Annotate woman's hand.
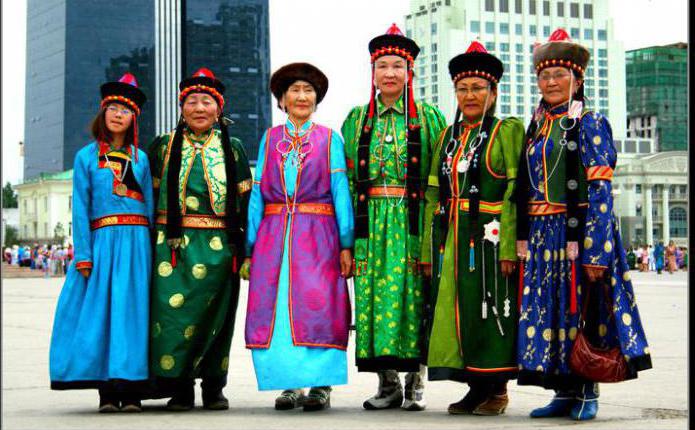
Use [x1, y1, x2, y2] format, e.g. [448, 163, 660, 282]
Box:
[500, 260, 516, 277]
[566, 241, 579, 261]
[79, 268, 91, 279]
[584, 266, 605, 283]
[239, 258, 251, 281]
[516, 240, 528, 260]
[340, 249, 353, 278]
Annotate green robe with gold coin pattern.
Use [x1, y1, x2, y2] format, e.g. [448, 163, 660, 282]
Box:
[342, 95, 446, 372]
[424, 116, 524, 383]
[148, 127, 251, 384]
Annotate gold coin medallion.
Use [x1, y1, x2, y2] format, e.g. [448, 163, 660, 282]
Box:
[542, 328, 553, 341]
[115, 183, 128, 196]
[527, 326, 536, 338]
[622, 313, 632, 326]
[158, 261, 173, 277]
[192, 263, 208, 280]
[604, 241, 613, 253]
[209, 236, 224, 251]
[160, 355, 175, 370]
[169, 293, 184, 308]
[185, 196, 200, 210]
[184, 325, 196, 339]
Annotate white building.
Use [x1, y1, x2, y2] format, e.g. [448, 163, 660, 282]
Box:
[613, 151, 688, 247]
[404, 0, 626, 138]
[14, 170, 73, 244]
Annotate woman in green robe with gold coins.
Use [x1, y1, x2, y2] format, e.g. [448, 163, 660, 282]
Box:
[342, 24, 446, 412]
[423, 41, 524, 416]
[147, 67, 251, 411]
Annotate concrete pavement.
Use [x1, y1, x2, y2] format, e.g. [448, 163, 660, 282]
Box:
[1, 271, 688, 429]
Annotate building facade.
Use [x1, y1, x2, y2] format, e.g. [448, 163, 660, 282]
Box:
[626, 43, 687, 152]
[14, 170, 73, 244]
[613, 151, 688, 248]
[24, 0, 270, 181]
[404, 0, 626, 138]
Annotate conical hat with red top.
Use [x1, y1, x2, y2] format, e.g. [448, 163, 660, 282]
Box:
[368, 23, 420, 63]
[533, 28, 590, 76]
[448, 40, 504, 84]
[178, 67, 226, 109]
[100, 72, 146, 115]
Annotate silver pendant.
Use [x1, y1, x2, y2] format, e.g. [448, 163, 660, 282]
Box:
[457, 158, 469, 173]
[503, 298, 510, 317]
[385, 135, 393, 143]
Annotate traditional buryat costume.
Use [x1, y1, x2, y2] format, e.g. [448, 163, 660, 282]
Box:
[148, 68, 251, 410]
[341, 24, 447, 411]
[514, 29, 652, 421]
[50, 73, 153, 410]
[424, 41, 525, 415]
[245, 63, 354, 411]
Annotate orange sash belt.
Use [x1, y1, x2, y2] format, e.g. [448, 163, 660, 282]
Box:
[264, 203, 335, 216]
[450, 198, 503, 214]
[90, 214, 149, 230]
[155, 214, 227, 229]
[527, 201, 589, 216]
[368, 186, 424, 199]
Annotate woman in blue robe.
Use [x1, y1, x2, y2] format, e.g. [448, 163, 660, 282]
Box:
[242, 63, 354, 411]
[49, 74, 154, 413]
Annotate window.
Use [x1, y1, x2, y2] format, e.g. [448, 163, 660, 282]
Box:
[557, 1, 564, 16]
[516, 54, 524, 62]
[516, 64, 524, 73]
[515, 0, 523, 13]
[432, 84, 438, 94]
[670, 207, 687, 237]
[432, 43, 438, 52]
[431, 23, 437, 34]
[599, 89, 608, 97]
[432, 96, 439, 104]
[598, 48, 607, 58]
[501, 83, 510, 92]
[501, 105, 511, 114]
[636, 206, 642, 217]
[488, 42, 496, 51]
[23, 200, 27, 213]
[599, 79, 608, 87]
[636, 184, 642, 194]
[517, 84, 525, 93]
[543, 26, 550, 37]
[501, 53, 510, 61]
[44, 196, 48, 211]
[584, 3, 593, 18]
[569, 28, 579, 39]
[420, 87, 426, 97]
[528, 0, 536, 14]
[598, 29, 607, 40]
[584, 29, 592, 39]
[529, 25, 537, 36]
[516, 43, 523, 52]
[517, 75, 525, 83]
[500, 42, 510, 51]
[515, 23, 523, 35]
[471, 21, 480, 32]
[486, 22, 495, 33]
[543, 0, 550, 15]
[500, 23, 509, 34]
[431, 63, 438, 73]
[599, 68, 608, 78]
[517, 95, 524, 103]
[502, 95, 511, 103]
[598, 59, 607, 67]
[485, 0, 494, 11]
[517, 105, 524, 114]
[570, 2, 579, 17]
[500, 0, 509, 12]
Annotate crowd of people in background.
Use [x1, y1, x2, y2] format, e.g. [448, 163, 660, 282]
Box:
[626, 240, 687, 274]
[3, 244, 74, 277]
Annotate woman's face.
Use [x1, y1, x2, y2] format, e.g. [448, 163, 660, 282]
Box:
[281, 80, 316, 123]
[455, 77, 497, 120]
[537, 66, 581, 106]
[182, 93, 220, 134]
[104, 102, 134, 136]
[374, 55, 407, 100]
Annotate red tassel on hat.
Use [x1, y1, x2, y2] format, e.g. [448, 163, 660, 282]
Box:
[407, 68, 418, 122]
[366, 65, 376, 129]
[133, 117, 139, 162]
[570, 260, 578, 314]
[518, 261, 525, 311]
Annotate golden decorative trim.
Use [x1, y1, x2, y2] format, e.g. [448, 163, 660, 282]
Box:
[237, 178, 252, 194]
[452, 198, 503, 214]
[156, 214, 227, 229]
[90, 214, 149, 230]
[264, 203, 335, 216]
[367, 186, 424, 199]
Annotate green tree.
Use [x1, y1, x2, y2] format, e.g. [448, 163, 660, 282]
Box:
[4, 226, 19, 247]
[2, 182, 17, 208]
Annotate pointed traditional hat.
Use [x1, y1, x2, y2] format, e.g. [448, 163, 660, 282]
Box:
[100, 72, 146, 115]
[368, 23, 420, 63]
[178, 67, 226, 109]
[533, 28, 590, 76]
[448, 41, 504, 84]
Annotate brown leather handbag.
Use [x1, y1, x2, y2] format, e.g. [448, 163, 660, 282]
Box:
[569, 281, 629, 383]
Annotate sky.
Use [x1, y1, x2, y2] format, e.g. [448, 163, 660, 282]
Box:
[1, 0, 688, 185]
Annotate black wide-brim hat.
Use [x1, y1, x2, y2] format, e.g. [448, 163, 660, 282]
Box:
[270, 62, 329, 105]
[178, 67, 226, 109]
[368, 23, 420, 63]
[448, 41, 503, 84]
[533, 28, 590, 76]
[100, 73, 146, 114]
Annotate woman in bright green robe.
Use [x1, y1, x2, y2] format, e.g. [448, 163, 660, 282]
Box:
[423, 42, 524, 416]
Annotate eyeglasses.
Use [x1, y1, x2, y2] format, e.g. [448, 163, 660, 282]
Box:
[106, 105, 134, 116]
[456, 85, 489, 96]
[538, 71, 572, 82]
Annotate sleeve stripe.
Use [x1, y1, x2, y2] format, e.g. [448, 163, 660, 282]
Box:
[586, 166, 614, 181]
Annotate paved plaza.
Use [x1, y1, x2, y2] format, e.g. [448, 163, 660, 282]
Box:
[1, 270, 688, 429]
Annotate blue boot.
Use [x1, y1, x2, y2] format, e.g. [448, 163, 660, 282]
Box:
[529, 392, 575, 418]
[569, 382, 599, 420]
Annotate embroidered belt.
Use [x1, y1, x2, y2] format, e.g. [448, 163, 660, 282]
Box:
[527, 201, 589, 216]
[155, 214, 227, 229]
[368, 186, 424, 199]
[450, 198, 503, 214]
[90, 214, 149, 230]
[264, 203, 335, 216]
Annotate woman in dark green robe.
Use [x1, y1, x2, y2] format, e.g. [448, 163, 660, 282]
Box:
[423, 42, 524, 415]
[148, 68, 251, 411]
